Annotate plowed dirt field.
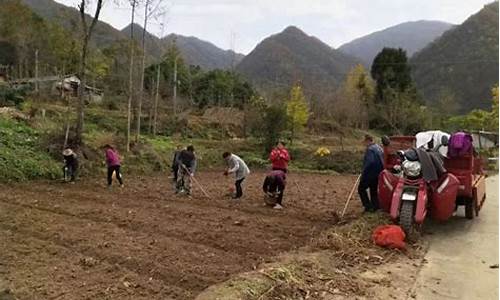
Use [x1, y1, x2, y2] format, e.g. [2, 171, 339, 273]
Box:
[0, 171, 360, 299]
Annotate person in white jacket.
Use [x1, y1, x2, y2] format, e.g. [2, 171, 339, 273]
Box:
[223, 152, 250, 199]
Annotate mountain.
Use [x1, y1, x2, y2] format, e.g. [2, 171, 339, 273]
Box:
[20, 0, 243, 70]
[120, 23, 164, 61]
[338, 21, 454, 66]
[21, 0, 127, 48]
[411, 2, 499, 113]
[236, 26, 360, 94]
[162, 34, 244, 70]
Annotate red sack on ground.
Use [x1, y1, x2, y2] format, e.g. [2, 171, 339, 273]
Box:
[372, 225, 406, 249]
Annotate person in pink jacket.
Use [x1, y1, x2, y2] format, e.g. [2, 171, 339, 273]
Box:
[104, 144, 124, 188]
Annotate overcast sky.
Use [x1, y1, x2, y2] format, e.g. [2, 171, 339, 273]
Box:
[55, 0, 493, 54]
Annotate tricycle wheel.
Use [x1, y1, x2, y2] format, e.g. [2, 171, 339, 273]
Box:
[465, 198, 474, 219]
[400, 201, 414, 234]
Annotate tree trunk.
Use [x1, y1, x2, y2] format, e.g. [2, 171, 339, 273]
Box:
[135, 0, 150, 143]
[75, 0, 103, 146]
[126, 1, 136, 152]
[153, 63, 160, 135]
[75, 37, 88, 145]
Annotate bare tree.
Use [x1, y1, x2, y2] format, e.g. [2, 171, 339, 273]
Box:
[75, 0, 104, 145]
[135, 0, 150, 143]
[135, 0, 165, 142]
[126, 0, 137, 152]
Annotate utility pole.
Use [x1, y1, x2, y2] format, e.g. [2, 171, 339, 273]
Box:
[35, 49, 39, 94]
[153, 63, 160, 135]
[173, 55, 177, 116]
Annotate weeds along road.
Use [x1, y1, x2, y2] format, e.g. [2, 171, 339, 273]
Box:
[414, 175, 499, 300]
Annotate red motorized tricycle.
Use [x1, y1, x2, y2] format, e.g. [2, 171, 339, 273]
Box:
[378, 136, 486, 233]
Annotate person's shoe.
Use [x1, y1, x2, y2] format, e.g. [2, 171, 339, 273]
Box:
[120, 184, 124, 188]
[231, 195, 241, 200]
[273, 204, 283, 210]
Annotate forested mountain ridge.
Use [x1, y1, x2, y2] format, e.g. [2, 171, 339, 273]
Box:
[236, 26, 360, 95]
[162, 34, 244, 70]
[21, 0, 127, 48]
[21, 0, 243, 70]
[338, 20, 454, 67]
[411, 2, 499, 113]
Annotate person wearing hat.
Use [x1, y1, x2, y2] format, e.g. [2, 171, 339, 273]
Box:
[358, 134, 384, 212]
[62, 147, 78, 183]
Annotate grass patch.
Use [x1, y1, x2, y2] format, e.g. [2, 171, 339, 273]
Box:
[0, 116, 60, 181]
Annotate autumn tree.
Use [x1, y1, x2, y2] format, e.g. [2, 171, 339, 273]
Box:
[336, 64, 375, 129]
[286, 84, 309, 144]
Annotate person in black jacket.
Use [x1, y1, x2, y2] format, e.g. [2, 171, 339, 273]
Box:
[358, 135, 384, 212]
[62, 147, 78, 183]
[171, 145, 183, 183]
[262, 170, 286, 209]
[175, 145, 197, 195]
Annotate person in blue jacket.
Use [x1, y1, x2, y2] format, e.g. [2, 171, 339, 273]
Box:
[358, 134, 384, 212]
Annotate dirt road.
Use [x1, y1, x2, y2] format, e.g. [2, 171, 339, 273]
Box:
[413, 175, 499, 300]
[0, 171, 361, 299]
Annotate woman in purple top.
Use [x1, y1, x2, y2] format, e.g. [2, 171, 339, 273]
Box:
[104, 144, 124, 188]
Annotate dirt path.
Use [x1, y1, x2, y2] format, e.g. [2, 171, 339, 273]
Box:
[0, 171, 361, 299]
[413, 175, 499, 300]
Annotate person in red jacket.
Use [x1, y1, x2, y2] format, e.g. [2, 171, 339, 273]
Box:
[269, 141, 290, 173]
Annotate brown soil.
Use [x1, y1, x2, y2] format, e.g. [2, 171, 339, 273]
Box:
[0, 171, 362, 299]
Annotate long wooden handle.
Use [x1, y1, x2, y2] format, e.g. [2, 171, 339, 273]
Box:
[341, 174, 361, 218]
[182, 165, 211, 199]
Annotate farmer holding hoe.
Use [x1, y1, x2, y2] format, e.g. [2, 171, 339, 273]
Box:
[358, 135, 384, 212]
[223, 152, 250, 199]
[62, 147, 78, 183]
[262, 169, 286, 209]
[104, 144, 124, 189]
[176, 145, 197, 195]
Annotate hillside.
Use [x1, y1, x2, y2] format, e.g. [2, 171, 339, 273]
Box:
[120, 23, 245, 70]
[338, 21, 453, 67]
[236, 26, 359, 95]
[120, 25, 244, 70]
[21, 0, 243, 70]
[21, 0, 127, 48]
[120, 23, 164, 62]
[162, 34, 244, 70]
[411, 2, 499, 113]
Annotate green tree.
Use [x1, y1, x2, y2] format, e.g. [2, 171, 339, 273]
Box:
[446, 84, 499, 132]
[286, 85, 309, 144]
[262, 104, 288, 153]
[488, 85, 499, 131]
[371, 47, 413, 102]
